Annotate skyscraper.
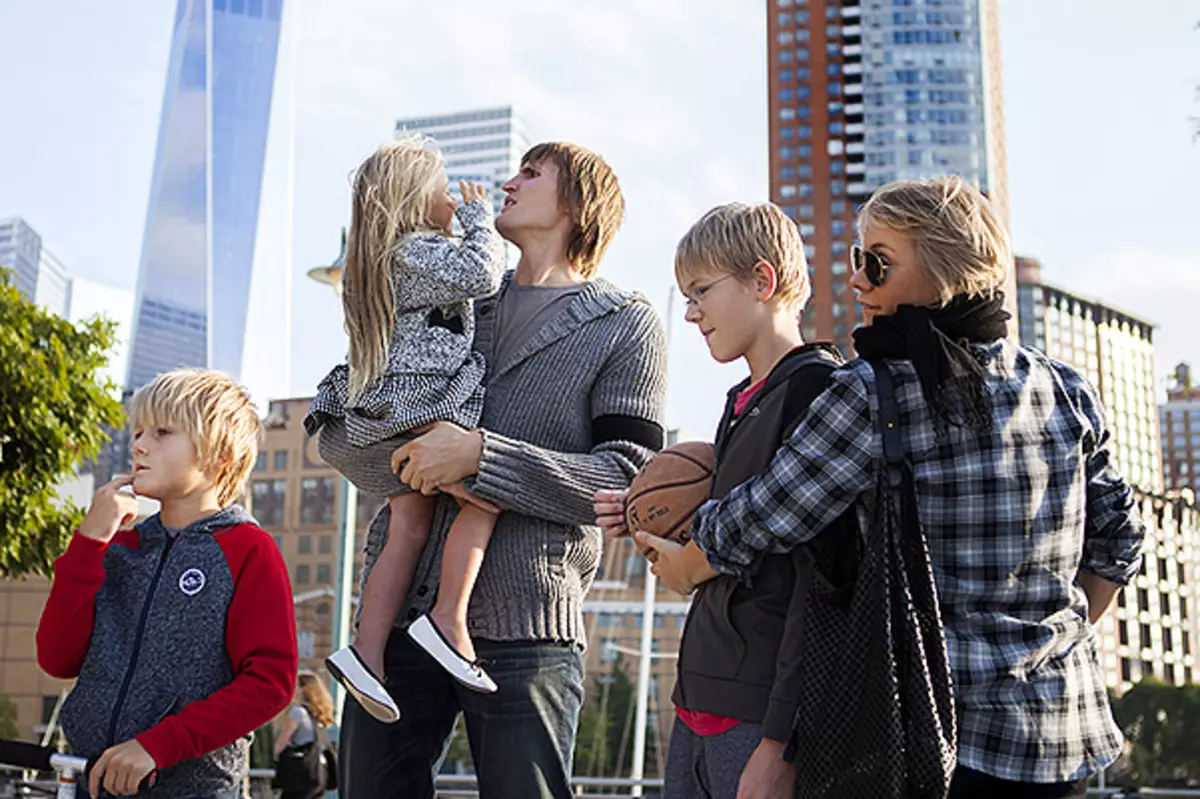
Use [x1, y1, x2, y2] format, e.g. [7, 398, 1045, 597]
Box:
[395, 106, 533, 218]
[1016, 256, 1161, 492]
[0, 217, 69, 317]
[126, 0, 287, 393]
[768, 0, 1009, 352]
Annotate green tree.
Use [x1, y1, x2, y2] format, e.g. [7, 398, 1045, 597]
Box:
[574, 656, 636, 780]
[1110, 679, 1200, 786]
[0, 268, 123, 577]
[249, 722, 277, 770]
[0, 694, 18, 739]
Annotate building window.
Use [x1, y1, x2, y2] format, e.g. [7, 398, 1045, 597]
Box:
[797, 204, 815, 219]
[273, 450, 288, 471]
[1118, 622, 1128, 645]
[826, 43, 841, 56]
[1164, 627, 1174, 652]
[1161, 593, 1171, 616]
[831, 200, 847, 215]
[1140, 623, 1151, 649]
[795, 47, 810, 61]
[826, 23, 841, 38]
[1120, 658, 1131, 682]
[1138, 588, 1149, 612]
[1166, 663, 1176, 683]
[831, 260, 848, 276]
[829, 121, 845, 135]
[319, 535, 333, 555]
[41, 696, 58, 724]
[827, 63, 842, 76]
[825, 5, 839, 18]
[829, 82, 843, 96]
[781, 185, 798, 198]
[296, 564, 311, 585]
[317, 564, 331, 584]
[252, 479, 287, 527]
[254, 452, 267, 472]
[831, 220, 847, 237]
[797, 125, 812, 139]
[779, 68, 793, 83]
[778, 30, 795, 44]
[300, 477, 336, 525]
[299, 535, 312, 554]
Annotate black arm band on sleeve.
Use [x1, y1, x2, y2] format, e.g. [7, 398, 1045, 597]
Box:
[592, 414, 665, 452]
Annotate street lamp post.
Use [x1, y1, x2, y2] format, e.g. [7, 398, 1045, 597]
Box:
[307, 230, 358, 718]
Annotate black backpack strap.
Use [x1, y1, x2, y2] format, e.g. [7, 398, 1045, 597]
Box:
[869, 360, 904, 488]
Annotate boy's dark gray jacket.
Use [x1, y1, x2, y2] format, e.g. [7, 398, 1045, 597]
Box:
[673, 344, 855, 741]
[37, 505, 298, 798]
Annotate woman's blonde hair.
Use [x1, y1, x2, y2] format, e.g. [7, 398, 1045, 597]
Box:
[857, 175, 1011, 306]
[297, 670, 335, 728]
[342, 134, 446, 400]
[130, 368, 262, 505]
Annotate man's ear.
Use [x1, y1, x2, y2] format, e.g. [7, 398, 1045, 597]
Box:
[753, 260, 779, 302]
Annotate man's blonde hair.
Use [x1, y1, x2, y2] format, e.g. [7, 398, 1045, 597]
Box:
[343, 134, 446, 401]
[857, 175, 1011, 306]
[130, 369, 262, 505]
[521, 142, 625, 279]
[674, 202, 811, 309]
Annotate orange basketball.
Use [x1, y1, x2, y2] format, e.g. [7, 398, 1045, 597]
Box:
[625, 441, 715, 544]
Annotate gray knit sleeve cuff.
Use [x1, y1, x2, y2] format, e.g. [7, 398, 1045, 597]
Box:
[472, 428, 526, 506]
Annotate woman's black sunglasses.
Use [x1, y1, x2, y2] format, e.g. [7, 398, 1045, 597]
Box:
[851, 245, 888, 287]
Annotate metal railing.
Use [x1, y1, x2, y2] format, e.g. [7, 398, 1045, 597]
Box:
[245, 769, 665, 798]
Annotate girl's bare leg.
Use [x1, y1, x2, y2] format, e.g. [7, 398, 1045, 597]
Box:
[427, 503, 497, 663]
[353, 491, 436, 677]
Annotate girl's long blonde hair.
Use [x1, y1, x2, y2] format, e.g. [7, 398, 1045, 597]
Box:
[342, 134, 446, 400]
[297, 670, 335, 728]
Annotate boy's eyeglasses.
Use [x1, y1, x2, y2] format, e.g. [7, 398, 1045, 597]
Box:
[851, 245, 889, 287]
[682, 274, 736, 309]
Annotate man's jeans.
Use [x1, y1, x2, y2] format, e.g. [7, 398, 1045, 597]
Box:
[338, 628, 584, 799]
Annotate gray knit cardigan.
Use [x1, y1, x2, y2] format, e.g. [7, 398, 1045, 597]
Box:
[361, 271, 668, 648]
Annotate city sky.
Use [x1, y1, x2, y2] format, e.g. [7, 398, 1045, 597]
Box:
[0, 1, 1197, 437]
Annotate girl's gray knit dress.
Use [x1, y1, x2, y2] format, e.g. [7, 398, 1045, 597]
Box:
[304, 199, 505, 498]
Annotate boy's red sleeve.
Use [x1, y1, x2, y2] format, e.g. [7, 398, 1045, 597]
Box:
[36, 531, 137, 679]
[135, 525, 297, 769]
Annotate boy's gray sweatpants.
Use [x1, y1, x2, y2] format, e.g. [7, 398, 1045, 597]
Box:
[664, 717, 765, 799]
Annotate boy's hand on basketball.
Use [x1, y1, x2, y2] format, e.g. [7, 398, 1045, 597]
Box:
[459, 180, 488, 204]
[78, 476, 140, 543]
[593, 489, 629, 538]
[89, 738, 157, 796]
[636, 535, 719, 595]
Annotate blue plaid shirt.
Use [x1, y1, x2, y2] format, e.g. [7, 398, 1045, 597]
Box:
[691, 341, 1144, 783]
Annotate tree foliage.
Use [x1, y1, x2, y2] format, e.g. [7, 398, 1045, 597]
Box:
[1110, 679, 1200, 787]
[0, 269, 124, 577]
[574, 656, 637, 779]
[0, 694, 18, 739]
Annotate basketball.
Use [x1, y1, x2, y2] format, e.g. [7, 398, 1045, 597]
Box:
[624, 441, 715, 544]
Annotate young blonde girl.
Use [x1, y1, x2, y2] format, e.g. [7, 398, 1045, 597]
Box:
[305, 135, 505, 723]
[274, 671, 336, 799]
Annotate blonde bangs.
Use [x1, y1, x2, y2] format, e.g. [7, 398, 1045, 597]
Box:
[130, 369, 263, 505]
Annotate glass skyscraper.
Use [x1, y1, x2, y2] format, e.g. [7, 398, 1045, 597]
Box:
[769, 0, 1010, 353]
[126, 0, 285, 391]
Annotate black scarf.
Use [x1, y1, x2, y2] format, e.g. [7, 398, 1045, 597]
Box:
[853, 293, 1010, 430]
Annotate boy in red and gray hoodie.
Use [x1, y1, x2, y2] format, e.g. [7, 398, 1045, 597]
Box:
[37, 368, 298, 798]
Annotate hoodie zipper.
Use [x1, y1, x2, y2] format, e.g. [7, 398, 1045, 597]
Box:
[106, 536, 176, 748]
